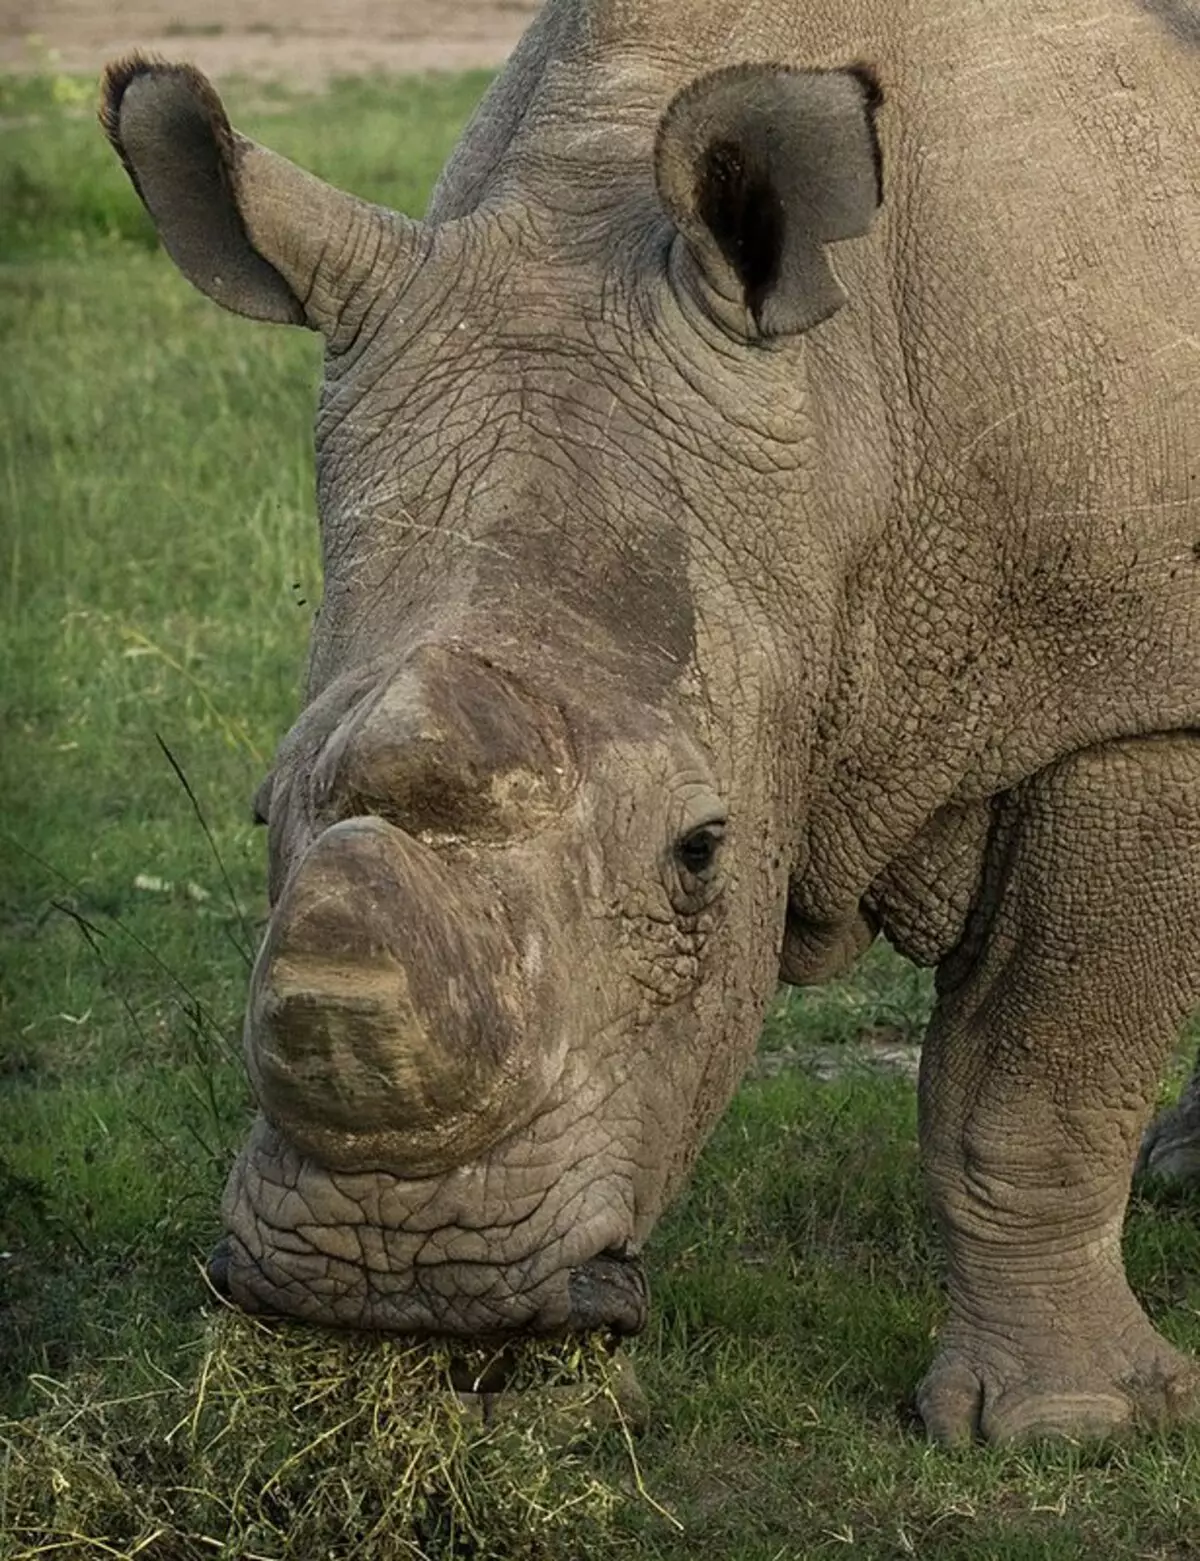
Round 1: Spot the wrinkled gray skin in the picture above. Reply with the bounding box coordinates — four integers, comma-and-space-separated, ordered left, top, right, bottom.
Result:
102, 0, 1200, 1446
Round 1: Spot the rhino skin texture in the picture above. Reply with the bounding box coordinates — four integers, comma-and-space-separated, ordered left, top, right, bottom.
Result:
101, 0, 1200, 1446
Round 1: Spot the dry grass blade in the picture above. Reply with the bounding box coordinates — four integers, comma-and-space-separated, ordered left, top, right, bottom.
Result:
153, 734, 256, 968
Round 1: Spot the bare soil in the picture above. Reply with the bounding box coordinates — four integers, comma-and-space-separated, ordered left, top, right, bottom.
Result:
5, 0, 537, 82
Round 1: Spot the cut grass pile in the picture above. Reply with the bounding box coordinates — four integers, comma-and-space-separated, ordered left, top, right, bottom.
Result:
1, 1315, 641, 1560
6, 66, 1200, 1561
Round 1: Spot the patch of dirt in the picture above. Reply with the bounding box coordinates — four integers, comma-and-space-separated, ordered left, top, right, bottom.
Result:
753, 1025, 922, 1084
3, 1, 539, 84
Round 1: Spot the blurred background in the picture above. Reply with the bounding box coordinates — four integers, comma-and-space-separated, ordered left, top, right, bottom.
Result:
3, 0, 539, 80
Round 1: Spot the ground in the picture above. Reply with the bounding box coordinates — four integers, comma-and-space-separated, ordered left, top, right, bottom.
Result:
2, 0, 535, 82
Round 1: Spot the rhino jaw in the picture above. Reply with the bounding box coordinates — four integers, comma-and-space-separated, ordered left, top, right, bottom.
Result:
205, 1229, 649, 1340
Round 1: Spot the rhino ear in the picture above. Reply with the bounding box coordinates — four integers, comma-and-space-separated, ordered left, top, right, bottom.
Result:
100, 56, 423, 342
654, 63, 883, 339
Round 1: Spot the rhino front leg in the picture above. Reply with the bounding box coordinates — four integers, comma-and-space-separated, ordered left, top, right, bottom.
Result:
917, 735, 1200, 1445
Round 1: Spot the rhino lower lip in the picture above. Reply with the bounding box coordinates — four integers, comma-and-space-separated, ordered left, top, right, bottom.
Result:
203, 1235, 648, 1336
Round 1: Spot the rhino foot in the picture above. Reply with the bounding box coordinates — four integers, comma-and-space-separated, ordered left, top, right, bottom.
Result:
918, 1318, 1200, 1446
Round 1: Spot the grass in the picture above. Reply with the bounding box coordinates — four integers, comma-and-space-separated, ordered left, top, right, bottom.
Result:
3, 1318, 639, 1558
3, 69, 1200, 1561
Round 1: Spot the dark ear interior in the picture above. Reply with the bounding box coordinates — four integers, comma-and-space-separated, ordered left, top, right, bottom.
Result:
695, 137, 787, 326
655, 63, 884, 338
100, 56, 306, 325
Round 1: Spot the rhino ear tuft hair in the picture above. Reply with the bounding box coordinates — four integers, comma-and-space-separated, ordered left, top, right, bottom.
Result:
655, 62, 884, 339
100, 56, 423, 342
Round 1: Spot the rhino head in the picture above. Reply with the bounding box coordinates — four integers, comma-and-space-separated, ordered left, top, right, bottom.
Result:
101, 44, 884, 1340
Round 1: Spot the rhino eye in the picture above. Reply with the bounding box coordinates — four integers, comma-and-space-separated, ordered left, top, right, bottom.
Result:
675, 822, 725, 878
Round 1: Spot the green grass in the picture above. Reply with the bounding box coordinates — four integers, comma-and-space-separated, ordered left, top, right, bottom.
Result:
4, 72, 1200, 1561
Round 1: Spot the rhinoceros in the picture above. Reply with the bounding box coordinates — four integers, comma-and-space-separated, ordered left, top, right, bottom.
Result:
101, 0, 1200, 1445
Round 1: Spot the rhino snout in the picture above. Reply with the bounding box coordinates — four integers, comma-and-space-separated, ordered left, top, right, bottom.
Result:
205, 1225, 648, 1339
246, 815, 555, 1178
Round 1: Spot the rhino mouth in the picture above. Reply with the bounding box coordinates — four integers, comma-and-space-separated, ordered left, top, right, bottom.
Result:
205, 1116, 648, 1341
206, 1235, 649, 1340
565, 1248, 649, 1334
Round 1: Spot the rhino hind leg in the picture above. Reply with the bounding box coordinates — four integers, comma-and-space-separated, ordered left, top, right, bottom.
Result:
1138, 1055, 1200, 1184
918, 735, 1200, 1445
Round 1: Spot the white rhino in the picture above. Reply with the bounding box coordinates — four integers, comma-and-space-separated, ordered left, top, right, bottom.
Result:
103, 0, 1200, 1445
